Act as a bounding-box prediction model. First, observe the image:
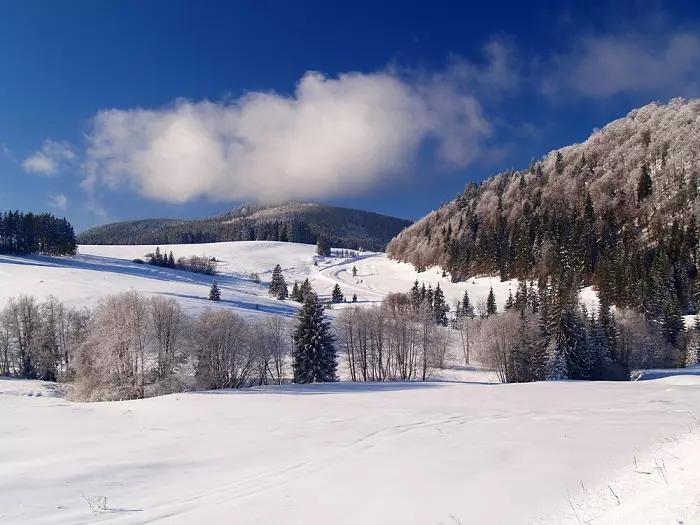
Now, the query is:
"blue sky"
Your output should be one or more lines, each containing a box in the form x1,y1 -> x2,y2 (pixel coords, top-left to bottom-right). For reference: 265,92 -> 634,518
1,0 -> 700,231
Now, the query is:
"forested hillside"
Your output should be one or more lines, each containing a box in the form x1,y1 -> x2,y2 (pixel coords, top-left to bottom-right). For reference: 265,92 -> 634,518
77,202 -> 411,251
389,99 -> 700,316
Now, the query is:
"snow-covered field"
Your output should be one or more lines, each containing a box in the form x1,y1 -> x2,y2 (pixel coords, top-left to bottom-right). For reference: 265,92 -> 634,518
1,241 -> 698,524
0,241 -> 596,319
2,370 -> 699,525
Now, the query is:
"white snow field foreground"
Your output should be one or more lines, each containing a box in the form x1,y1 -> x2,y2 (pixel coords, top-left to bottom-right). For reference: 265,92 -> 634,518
0,240 -> 598,320
2,370 -> 700,525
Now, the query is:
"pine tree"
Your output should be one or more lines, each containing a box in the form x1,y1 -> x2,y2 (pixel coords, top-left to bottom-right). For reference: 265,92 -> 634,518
290,281 -> 300,302
660,289 -> 684,346
352,293 -> 357,303
486,286 -> 497,316
426,285 -> 434,311
292,293 -> 337,383
299,278 -> 313,303
269,264 -> 288,300
462,290 -> 474,318
433,283 -> 449,326
168,251 -> 176,268
637,164 -> 653,202
352,265 -> 357,277
504,289 -> 515,310
410,280 -> 422,311
209,281 -> 221,301
331,283 -> 344,303
152,247 -> 162,266
316,237 -> 331,257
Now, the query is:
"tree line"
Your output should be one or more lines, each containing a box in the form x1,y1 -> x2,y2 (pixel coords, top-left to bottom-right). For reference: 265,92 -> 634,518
0,210 -> 76,256
0,287 -> 338,401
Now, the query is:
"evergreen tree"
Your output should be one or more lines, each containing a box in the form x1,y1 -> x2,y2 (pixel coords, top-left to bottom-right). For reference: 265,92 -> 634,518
410,280 -> 422,311
637,164 -> 653,202
462,290 -> 474,318
660,289 -> 684,346
426,285 -> 434,311
269,264 -> 288,300
299,278 -> 313,303
290,281 -> 301,302
152,247 -> 162,266
168,251 -> 176,268
352,265 -> 357,277
433,283 -> 449,326
486,286 -> 497,316
316,237 -> 331,257
555,151 -> 564,175
504,289 -> 515,310
331,283 -> 344,303
352,293 -> 357,303
292,293 -> 337,383
209,281 -> 221,301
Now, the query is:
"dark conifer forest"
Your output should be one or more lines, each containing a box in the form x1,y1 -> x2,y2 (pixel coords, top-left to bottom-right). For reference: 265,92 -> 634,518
0,211 -> 77,256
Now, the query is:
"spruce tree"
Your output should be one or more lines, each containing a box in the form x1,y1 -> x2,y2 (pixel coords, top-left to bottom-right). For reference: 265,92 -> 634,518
504,289 -> 515,310
352,265 -> 357,277
290,281 -> 300,302
209,281 -> 221,301
352,293 -> 357,303
433,283 -> 449,326
168,251 -> 176,268
316,237 -> 331,257
637,164 -> 653,202
269,264 -> 288,300
292,293 -> 337,383
426,285 -> 434,311
462,290 -> 474,318
299,278 -> 313,303
486,286 -> 497,316
331,283 -> 344,303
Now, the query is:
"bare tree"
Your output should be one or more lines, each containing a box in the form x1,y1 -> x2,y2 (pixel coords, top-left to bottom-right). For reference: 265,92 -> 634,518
192,309 -> 255,389
149,296 -> 185,381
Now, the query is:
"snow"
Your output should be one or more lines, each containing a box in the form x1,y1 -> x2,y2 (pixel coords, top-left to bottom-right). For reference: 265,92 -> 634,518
0,241 -> 597,320
2,373 -> 700,525
1,241 -> 699,524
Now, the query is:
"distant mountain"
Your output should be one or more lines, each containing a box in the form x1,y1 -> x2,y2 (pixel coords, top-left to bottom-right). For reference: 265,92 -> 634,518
77,202 -> 412,252
388,98 -> 700,316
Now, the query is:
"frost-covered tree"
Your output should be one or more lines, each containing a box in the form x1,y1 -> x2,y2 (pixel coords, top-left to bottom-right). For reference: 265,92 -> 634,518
292,293 -> 337,383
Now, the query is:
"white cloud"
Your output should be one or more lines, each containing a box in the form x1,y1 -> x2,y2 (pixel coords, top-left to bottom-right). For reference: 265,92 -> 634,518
48,193 -> 68,211
23,139 -> 76,175
83,57 -> 502,204
544,32 -> 700,97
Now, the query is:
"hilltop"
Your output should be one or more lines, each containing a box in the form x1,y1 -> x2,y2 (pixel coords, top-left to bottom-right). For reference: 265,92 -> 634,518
76,202 -> 412,252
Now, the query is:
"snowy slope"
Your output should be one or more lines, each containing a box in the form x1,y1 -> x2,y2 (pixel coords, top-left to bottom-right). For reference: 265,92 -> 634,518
0,241 -> 596,320
2,372 -> 700,525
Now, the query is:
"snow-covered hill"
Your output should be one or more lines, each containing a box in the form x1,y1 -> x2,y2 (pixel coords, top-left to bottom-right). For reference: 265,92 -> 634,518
0,241 -> 598,320
2,370 -> 699,525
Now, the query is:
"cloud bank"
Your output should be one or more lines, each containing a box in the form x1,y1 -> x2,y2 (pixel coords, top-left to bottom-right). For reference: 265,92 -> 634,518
545,32 -> 700,98
83,56 -> 505,204
22,140 -> 76,175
